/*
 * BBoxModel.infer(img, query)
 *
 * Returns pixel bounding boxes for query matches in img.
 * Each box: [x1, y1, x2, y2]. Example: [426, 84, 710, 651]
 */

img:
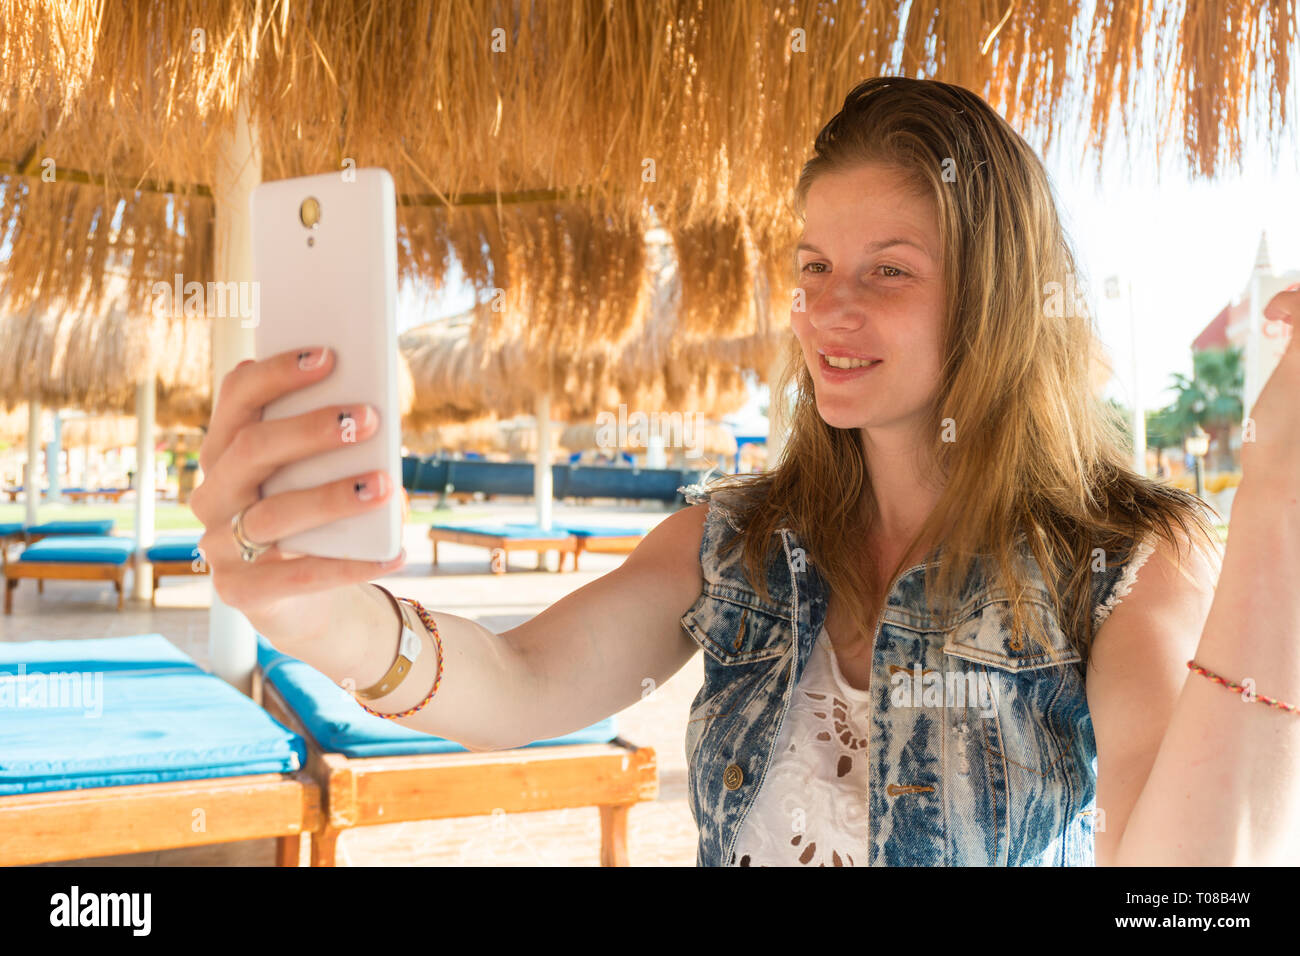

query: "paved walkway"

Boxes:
[4, 499, 703, 867]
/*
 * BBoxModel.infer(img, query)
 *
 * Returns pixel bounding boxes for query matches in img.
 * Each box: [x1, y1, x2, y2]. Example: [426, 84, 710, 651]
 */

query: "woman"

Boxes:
[191, 77, 1300, 866]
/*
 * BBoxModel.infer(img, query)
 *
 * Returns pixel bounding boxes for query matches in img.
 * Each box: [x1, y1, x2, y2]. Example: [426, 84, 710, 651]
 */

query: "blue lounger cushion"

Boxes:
[17, 536, 136, 565]
[509, 522, 647, 538]
[256, 634, 618, 757]
[26, 519, 116, 536]
[0, 635, 305, 795]
[431, 522, 572, 540]
[0, 634, 202, 675]
[0, 522, 24, 536]
[145, 534, 203, 562]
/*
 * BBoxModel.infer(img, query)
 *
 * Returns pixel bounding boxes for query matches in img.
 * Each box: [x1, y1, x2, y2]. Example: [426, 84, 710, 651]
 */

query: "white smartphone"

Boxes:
[250, 167, 402, 563]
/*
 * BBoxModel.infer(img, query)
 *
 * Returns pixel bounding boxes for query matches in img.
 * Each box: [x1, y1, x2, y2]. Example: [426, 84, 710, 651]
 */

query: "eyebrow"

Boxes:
[795, 237, 932, 258]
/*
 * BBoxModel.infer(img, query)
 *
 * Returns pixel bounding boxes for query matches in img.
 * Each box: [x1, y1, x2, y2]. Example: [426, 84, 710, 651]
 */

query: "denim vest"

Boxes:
[676, 482, 1134, 867]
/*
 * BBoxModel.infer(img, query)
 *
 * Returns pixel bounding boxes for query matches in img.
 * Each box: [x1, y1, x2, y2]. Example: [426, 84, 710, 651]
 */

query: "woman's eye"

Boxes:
[879, 265, 906, 278]
[800, 262, 827, 274]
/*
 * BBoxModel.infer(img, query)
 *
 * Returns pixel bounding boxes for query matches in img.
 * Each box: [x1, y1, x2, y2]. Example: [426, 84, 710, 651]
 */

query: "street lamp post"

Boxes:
[1184, 424, 1210, 498]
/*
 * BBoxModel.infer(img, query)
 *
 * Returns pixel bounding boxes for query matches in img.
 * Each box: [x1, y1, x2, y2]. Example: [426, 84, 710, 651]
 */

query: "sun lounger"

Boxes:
[4, 535, 135, 612]
[23, 518, 116, 544]
[428, 522, 578, 573]
[58, 487, 130, 503]
[0, 523, 24, 571]
[0, 634, 322, 866]
[142, 533, 207, 606]
[254, 635, 657, 865]
[506, 522, 648, 570]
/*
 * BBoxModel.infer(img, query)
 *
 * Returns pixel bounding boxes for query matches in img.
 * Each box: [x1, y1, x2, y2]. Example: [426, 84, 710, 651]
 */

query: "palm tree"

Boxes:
[1155, 347, 1244, 470]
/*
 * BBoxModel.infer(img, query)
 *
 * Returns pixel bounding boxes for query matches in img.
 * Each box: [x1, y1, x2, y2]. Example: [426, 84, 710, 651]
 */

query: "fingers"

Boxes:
[1264, 288, 1299, 360]
[236, 469, 395, 548]
[209, 549, 407, 612]
[197, 481, 405, 605]
[199, 346, 335, 474]
[190, 401, 381, 524]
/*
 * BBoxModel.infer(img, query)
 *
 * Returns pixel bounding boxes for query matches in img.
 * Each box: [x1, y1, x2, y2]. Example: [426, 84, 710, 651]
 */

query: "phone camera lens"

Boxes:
[300, 197, 321, 228]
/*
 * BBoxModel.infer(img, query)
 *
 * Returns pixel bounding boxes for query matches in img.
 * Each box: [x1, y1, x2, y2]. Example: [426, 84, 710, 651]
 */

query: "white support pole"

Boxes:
[765, 353, 788, 470]
[24, 401, 41, 527]
[47, 412, 63, 502]
[132, 373, 156, 600]
[534, 395, 553, 533]
[208, 80, 262, 695]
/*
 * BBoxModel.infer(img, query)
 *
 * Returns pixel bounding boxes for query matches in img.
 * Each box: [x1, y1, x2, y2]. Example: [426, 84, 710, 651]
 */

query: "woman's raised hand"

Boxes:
[188, 346, 406, 646]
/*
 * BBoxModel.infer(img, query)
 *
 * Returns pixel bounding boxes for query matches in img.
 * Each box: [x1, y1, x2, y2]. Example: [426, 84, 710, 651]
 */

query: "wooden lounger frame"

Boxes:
[0, 771, 324, 866]
[570, 533, 645, 571]
[428, 526, 578, 574]
[148, 558, 208, 606]
[255, 668, 658, 866]
[0, 531, 23, 572]
[4, 560, 129, 613]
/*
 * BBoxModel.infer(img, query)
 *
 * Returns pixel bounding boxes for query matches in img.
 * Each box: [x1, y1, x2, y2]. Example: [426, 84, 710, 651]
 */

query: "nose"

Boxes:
[802, 274, 868, 333]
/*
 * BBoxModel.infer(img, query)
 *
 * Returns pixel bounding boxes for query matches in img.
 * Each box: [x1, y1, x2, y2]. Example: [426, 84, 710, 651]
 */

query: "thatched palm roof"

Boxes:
[3, 0, 1292, 328]
[0, 275, 212, 427]
[401, 419, 506, 457]
[559, 420, 739, 458]
[400, 233, 765, 431]
[0, 270, 417, 429]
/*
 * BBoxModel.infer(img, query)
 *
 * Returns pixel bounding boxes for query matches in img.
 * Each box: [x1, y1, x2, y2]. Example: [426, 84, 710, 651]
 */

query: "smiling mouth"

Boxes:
[820, 353, 882, 371]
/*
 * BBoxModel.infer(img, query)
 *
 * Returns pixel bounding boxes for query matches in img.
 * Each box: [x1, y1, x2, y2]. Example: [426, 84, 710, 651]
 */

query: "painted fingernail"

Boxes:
[298, 348, 327, 370]
[360, 405, 378, 429]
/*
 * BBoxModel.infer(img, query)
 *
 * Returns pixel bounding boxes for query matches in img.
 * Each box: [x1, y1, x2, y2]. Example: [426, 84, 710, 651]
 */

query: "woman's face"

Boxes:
[791, 163, 946, 434]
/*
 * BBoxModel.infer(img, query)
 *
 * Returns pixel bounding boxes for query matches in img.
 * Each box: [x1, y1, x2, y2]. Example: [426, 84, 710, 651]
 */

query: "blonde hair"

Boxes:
[706, 76, 1216, 665]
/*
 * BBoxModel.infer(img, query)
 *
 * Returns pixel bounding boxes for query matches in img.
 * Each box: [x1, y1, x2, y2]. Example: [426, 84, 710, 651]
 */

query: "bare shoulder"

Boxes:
[622, 502, 709, 579]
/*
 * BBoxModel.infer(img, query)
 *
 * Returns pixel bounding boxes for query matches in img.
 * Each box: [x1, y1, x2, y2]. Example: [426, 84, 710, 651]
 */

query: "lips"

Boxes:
[817, 354, 883, 383]
[818, 348, 883, 375]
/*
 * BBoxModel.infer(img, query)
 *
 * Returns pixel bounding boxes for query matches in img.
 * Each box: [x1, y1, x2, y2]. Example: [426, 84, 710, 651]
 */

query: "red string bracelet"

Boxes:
[1187, 660, 1299, 716]
[355, 597, 444, 721]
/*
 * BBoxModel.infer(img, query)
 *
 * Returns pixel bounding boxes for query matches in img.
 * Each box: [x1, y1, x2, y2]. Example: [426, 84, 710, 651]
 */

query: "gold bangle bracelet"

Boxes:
[355, 583, 421, 701]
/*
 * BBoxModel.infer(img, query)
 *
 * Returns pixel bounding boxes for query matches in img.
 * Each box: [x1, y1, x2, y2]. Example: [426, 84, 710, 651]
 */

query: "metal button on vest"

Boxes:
[723, 763, 744, 790]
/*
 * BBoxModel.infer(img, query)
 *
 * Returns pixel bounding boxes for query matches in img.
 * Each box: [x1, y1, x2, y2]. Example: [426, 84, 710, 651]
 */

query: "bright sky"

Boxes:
[1044, 114, 1300, 413]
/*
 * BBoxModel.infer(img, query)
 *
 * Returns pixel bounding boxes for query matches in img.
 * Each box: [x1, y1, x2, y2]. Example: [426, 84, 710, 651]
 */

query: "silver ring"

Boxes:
[231, 505, 272, 563]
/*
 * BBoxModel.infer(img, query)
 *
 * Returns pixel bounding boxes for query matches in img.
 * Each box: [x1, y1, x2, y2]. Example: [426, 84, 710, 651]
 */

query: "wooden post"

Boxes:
[208, 79, 262, 696]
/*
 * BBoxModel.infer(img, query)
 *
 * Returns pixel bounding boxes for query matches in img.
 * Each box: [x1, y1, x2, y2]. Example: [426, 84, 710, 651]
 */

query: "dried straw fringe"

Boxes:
[2, 0, 1291, 320]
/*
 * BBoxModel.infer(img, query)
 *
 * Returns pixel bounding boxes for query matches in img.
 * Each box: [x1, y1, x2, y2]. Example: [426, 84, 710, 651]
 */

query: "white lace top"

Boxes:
[731, 538, 1157, 867]
[732, 624, 873, 866]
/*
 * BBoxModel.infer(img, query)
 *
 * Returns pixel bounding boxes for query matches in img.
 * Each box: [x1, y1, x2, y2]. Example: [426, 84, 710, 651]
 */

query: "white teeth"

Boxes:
[824, 354, 876, 369]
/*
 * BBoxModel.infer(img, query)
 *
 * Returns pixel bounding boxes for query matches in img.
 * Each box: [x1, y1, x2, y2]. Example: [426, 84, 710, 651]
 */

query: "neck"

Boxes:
[858, 420, 944, 568]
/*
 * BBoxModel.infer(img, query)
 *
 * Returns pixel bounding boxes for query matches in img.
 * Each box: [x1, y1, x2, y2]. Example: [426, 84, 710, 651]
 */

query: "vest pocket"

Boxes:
[939, 594, 1080, 672]
[939, 596, 1085, 787]
[680, 585, 793, 665]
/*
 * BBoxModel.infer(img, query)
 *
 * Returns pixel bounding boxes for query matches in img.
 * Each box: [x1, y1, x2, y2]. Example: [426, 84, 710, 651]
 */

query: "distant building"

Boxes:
[1190, 232, 1300, 468]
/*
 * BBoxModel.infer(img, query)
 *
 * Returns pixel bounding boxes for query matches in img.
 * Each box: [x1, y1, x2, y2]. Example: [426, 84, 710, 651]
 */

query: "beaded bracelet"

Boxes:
[1187, 659, 1299, 715]
[354, 597, 444, 721]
